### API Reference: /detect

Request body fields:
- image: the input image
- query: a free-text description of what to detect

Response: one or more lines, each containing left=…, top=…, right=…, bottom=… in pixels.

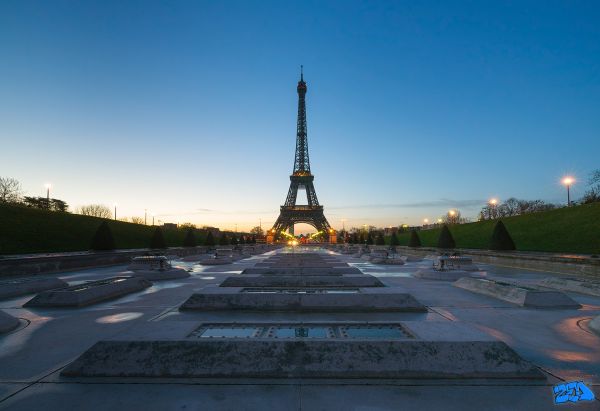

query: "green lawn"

left=2, top=202, right=599, bottom=255
left=390, top=202, right=600, bottom=254
left=0, top=203, right=208, bottom=255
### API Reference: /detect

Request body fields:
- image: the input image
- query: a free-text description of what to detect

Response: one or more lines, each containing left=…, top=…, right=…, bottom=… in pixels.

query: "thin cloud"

left=328, top=199, right=485, bottom=210
left=155, top=199, right=484, bottom=218
left=157, top=208, right=274, bottom=217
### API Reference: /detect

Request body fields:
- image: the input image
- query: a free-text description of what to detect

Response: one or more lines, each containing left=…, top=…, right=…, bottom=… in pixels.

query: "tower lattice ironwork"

left=271, top=67, right=332, bottom=237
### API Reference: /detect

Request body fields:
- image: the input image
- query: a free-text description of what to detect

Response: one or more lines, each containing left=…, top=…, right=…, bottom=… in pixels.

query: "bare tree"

left=130, top=216, right=145, bottom=224
left=482, top=197, right=556, bottom=219
left=179, top=222, right=196, bottom=229
left=0, top=177, right=23, bottom=203
left=497, top=198, right=520, bottom=217
left=589, top=169, right=600, bottom=186
left=443, top=210, right=462, bottom=225
left=77, top=204, right=112, bottom=219
left=581, top=169, right=600, bottom=204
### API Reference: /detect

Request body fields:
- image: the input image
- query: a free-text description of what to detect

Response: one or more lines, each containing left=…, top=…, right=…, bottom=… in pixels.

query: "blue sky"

left=1, top=1, right=599, bottom=232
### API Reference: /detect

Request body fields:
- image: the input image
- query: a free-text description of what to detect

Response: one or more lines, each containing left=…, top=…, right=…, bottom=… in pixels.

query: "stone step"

left=60, top=321, right=543, bottom=380
left=0, top=277, right=68, bottom=300
left=180, top=286, right=426, bottom=312
left=219, top=274, right=384, bottom=288
left=453, top=277, right=581, bottom=308
left=24, top=276, right=152, bottom=307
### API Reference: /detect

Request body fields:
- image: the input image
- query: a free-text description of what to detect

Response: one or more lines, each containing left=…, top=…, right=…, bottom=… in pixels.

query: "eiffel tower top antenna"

left=294, top=65, right=310, bottom=174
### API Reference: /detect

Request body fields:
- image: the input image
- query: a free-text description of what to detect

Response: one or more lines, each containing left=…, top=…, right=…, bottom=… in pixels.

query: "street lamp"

left=562, top=177, right=575, bottom=206
left=448, top=209, right=457, bottom=224
left=44, top=183, right=51, bottom=206
left=488, top=198, right=498, bottom=219
left=144, top=209, right=147, bottom=225
left=152, top=213, right=155, bottom=226
left=113, top=203, right=118, bottom=220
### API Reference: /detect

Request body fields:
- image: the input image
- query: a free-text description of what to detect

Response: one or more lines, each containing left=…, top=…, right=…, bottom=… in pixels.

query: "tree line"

left=0, top=177, right=69, bottom=211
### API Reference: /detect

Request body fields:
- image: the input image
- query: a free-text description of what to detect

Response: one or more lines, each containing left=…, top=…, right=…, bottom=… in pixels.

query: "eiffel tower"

left=271, top=67, right=333, bottom=239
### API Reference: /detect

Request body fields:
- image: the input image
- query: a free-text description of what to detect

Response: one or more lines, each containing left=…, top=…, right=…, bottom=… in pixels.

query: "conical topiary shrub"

left=91, top=221, right=116, bottom=250
left=437, top=225, right=455, bottom=249
left=366, top=232, right=374, bottom=245
left=204, top=231, right=215, bottom=246
left=183, top=228, right=197, bottom=247
left=489, top=220, right=516, bottom=251
left=150, top=227, right=167, bottom=249
left=375, top=232, right=385, bottom=246
left=390, top=232, right=400, bottom=247
left=408, top=230, right=421, bottom=247
left=219, top=235, right=229, bottom=246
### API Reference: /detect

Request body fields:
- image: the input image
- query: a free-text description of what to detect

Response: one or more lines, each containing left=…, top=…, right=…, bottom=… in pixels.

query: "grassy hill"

left=2, top=202, right=599, bottom=255
left=0, top=203, right=210, bottom=255
left=390, top=202, right=600, bottom=254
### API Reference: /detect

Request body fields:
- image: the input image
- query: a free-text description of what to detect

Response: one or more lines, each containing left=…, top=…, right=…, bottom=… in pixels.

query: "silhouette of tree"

left=90, top=221, right=116, bottom=250
left=183, top=228, right=197, bottom=247
left=150, top=227, right=167, bottom=249
left=204, top=231, right=216, bottom=246
left=408, top=230, right=421, bottom=247
left=437, top=225, right=456, bottom=249
left=489, top=220, right=516, bottom=251
left=0, top=177, right=22, bottom=203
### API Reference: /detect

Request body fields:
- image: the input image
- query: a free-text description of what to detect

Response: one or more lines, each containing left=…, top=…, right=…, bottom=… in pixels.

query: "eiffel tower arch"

left=271, top=67, right=334, bottom=241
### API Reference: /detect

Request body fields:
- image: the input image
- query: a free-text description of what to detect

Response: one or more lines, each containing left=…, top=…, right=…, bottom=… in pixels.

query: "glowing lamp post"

left=562, top=177, right=575, bottom=207
left=448, top=209, right=457, bottom=224
left=489, top=198, right=498, bottom=219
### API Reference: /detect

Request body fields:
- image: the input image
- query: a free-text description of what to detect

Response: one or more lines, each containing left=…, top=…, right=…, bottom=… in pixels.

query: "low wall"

left=0, top=247, right=208, bottom=278
left=396, top=246, right=600, bottom=277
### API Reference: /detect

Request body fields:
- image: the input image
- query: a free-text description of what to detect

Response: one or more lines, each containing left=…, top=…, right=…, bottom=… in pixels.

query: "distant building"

left=384, top=227, right=399, bottom=236
left=201, top=226, right=221, bottom=236
left=162, top=223, right=178, bottom=230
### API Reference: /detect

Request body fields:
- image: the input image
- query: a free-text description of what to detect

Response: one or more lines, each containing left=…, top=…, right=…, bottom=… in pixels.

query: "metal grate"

left=241, top=288, right=359, bottom=294
left=340, top=324, right=413, bottom=339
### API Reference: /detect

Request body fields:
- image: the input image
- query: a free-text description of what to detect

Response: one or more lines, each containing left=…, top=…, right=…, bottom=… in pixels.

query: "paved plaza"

left=1, top=247, right=599, bottom=410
